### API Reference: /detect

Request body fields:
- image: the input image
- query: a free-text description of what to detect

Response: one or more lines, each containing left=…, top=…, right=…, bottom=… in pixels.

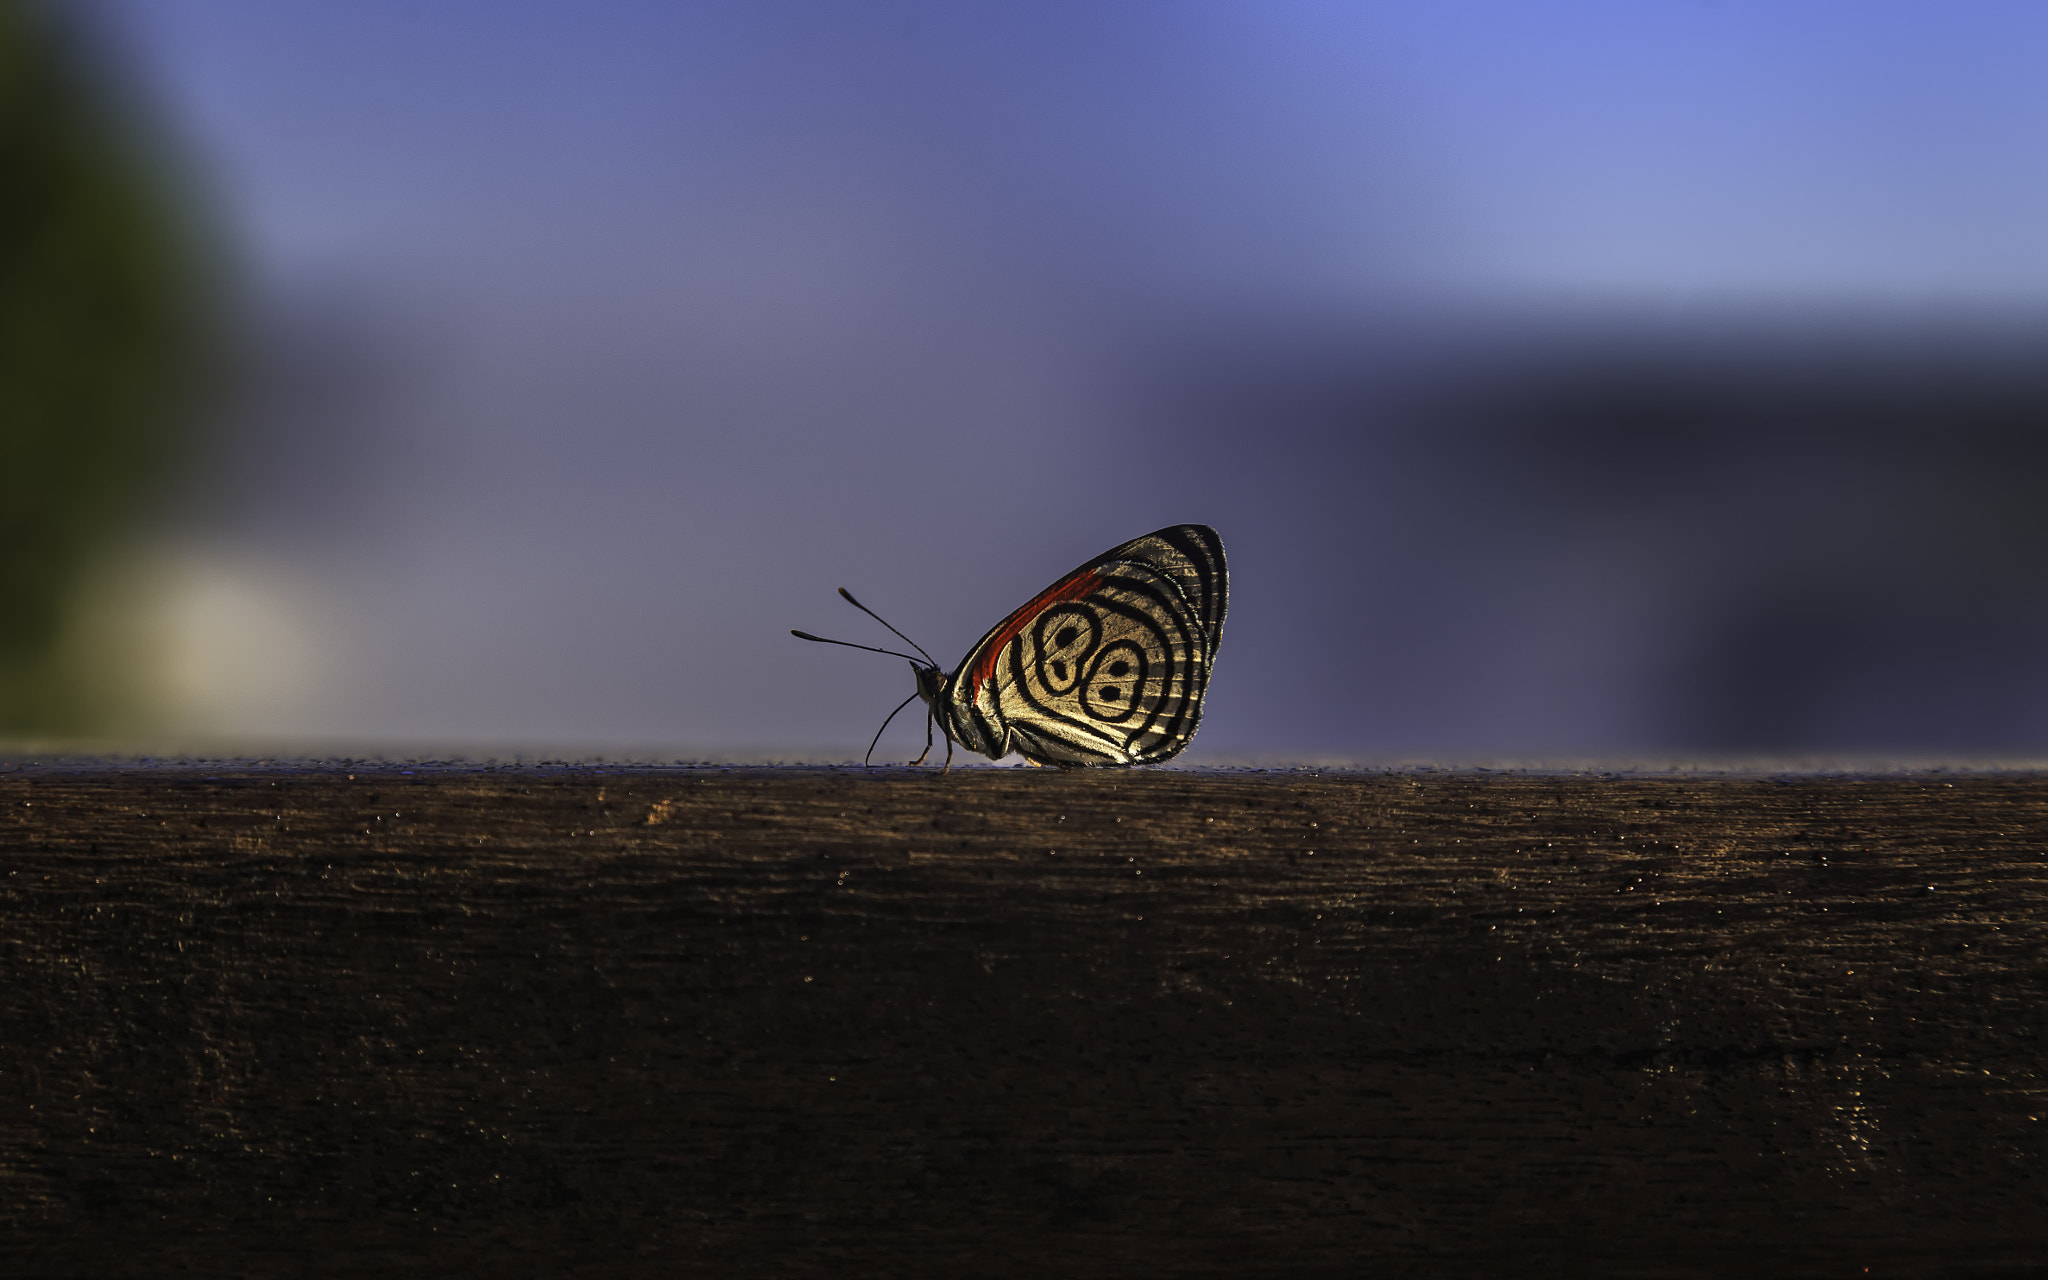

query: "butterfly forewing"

left=950, top=524, right=1226, bottom=767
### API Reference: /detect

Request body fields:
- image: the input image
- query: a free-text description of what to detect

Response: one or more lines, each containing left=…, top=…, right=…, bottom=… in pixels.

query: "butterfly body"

left=806, top=525, right=1227, bottom=769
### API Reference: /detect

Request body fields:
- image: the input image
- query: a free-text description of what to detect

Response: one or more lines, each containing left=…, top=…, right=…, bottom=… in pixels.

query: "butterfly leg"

left=941, top=731, right=954, bottom=775
left=910, top=708, right=934, bottom=768
left=866, top=691, right=921, bottom=768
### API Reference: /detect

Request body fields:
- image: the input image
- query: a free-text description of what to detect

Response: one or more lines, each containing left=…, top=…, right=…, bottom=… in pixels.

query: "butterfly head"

left=911, top=661, right=950, bottom=713
left=792, top=587, right=964, bottom=764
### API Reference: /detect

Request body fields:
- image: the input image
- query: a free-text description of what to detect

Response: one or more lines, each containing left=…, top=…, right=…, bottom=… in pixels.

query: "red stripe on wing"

left=968, top=567, right=1106, bottom=698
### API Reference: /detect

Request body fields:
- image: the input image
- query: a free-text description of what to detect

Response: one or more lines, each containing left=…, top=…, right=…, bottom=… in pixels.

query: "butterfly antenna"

left=791, top=630, right=927, bottom=665
left=865, top=690, right=921, bottom=768
left=836, top=588, right=938, bottom=667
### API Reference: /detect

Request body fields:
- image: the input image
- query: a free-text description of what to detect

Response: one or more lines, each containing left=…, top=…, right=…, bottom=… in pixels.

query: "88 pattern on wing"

left=959, top=525, right=1224, bottom=766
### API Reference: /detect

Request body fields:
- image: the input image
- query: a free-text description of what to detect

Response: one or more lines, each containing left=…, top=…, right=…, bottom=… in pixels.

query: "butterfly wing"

left=947, top=525, right=1227, bottom=766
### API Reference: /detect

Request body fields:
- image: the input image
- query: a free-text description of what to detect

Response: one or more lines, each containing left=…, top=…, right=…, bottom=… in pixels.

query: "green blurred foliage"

left=0, top=0, right=212, bottom=733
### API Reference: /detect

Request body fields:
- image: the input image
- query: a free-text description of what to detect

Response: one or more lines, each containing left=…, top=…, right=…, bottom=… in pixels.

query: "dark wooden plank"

left=2, top=765, right=2044, bottom=1276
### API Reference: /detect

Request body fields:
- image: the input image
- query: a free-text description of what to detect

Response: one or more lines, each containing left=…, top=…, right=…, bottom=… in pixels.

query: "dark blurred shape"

left=0, top=0, right=212, bottom=732
left=1477, top=320, right=2048, bottom=750
left=1160, top=310, right=2048, bottom=754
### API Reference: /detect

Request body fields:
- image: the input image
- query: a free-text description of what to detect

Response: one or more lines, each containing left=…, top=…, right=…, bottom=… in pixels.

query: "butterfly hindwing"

left=949, top=525, right=1227, bottom=767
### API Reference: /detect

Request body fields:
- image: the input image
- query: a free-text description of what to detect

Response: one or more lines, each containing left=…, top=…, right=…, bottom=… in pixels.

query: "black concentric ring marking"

left=1080, top=640, right=1147, bottom=724
left=1005, top=570, right=1195, bottom=753
left=1029, top=605, right=1097, bottom=697
left=1091, top=577, right=1201, bottom=743
left=941, top=524, right=1226, bottom=766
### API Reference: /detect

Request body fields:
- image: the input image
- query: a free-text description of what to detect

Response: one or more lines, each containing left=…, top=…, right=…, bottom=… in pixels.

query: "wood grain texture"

left=2, top=765, right=2045, bottom=1277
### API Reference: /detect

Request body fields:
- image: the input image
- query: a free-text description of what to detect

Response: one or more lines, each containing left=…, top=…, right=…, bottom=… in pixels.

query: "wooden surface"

left=2, top=764, right=2045, bottom=1276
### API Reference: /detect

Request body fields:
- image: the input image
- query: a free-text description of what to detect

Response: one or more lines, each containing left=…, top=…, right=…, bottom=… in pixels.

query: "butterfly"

left=794, top=524, right=1227, bottom=769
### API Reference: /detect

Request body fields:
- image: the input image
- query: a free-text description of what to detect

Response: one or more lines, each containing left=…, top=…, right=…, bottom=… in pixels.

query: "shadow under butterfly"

left=794, top=525, right=1228, bottom=769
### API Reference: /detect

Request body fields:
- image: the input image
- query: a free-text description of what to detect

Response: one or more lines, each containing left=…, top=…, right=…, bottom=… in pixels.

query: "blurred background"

left=8, top=0, right=2048, bottom=761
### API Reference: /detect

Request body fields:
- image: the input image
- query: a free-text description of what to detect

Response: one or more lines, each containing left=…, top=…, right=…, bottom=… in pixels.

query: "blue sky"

left=107, top=0, right=2048, bottom=302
